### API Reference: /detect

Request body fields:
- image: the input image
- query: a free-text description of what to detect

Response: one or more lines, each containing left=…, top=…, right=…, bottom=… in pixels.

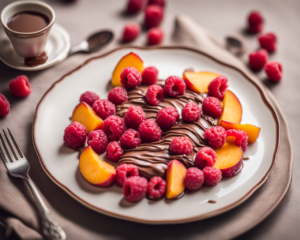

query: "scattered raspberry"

left=195, top=147, right=217, bottom=169
left=92, top=99, right=115, bottom=120
left=148, top=0, right=165, bottom=7
left=108, top=87, right=128, bottom=105
left=249, top=49, right=268, bottom=71
left=120, top=67, right=142, bottom=89
left=142, top=66, right=158, bottom=85
left=106, top=141, right=124, bottom=162
left=156, top=107, right=179, bottom=131
left=248, top=24, right=263, bottom=34
left=145, top=84, right=164, bottom=106
left=0, top=94, right=10, bottom=117
left=144, top=5, right=164, bottom=29
left=265, top=62, right=282, bottom=82
left=226, top=129, right=248, bottom=151
left=203, top=167, right=222, bottom=186
left=202, top=97, right=223, bottom=118
left=127, top=0, right=145, bottom=14
left=164, top=76, right=186, bottom=97
left=123, top=176, right=148, bottom=202
left=182, top=102, right=201, bottom=123
left=124, top=105, right=146, bottom=130
left=208, top=76, right=228, bottom=100
left=63, top=122, right=87, bottom=150
left=258, top=33, right=277, bottom=53
left=169, top=137, right=193, bottom=155
left=247, top=11, right=263, bottom=34
left=79, top=91, right=100, bottom=107
left=204, top=126, right=226, bottom=149
left=184, top=167, right=204, bottom=191
left=102, top=115, right=126, bottom=141
left=148, top=27, right=164, bottom=45
left=116, top=164, right=139, bottom=186
left=120, top=129, right=142, bottom=149
left=147, top=176, right=166, bottom=199
left=138, top=119, right=162, bottom=143
left=122, top=24, right=140, bottom=42
left=87, top=129, right=108, bottom=154
left=9, top=75, right=31, bottom=97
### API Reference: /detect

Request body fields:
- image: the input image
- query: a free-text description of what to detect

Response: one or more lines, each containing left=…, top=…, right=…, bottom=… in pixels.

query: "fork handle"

left=23, top=174, right=66, bottom=240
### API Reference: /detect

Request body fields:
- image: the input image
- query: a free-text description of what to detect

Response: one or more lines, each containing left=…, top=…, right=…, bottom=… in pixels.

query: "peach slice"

left=220, top=120, right=261, bottom=143
left=182, top=69, right=219, bottom=93
left=213, top=143, right=243, bottom=177
left=72, top=102, right=103, bottom=133
left=112, top=52, right=144, bottom=87
left=166, top=160, right=187, bottom=199
left=217, top=90, right=242, bottom=125
left=79, top=146, right=116, bottom=187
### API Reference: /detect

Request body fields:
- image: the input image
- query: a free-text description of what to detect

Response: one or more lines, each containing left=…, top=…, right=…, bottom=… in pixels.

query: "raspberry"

left=9, top=75, right=31, bottom=97
left=116, top=164, right=139, bottom=186
left=120, top=129, right=142, bottom=149
left=79, top=91, right=100, bottom=107
left=123, top=176, right=148, bottom=202
left=249, top=49, right=268, bottom=71
left=63, top=122, right=87, bottom=150
left=164, top=76, right=186, bottom=97
left=169, top=137, right=193, bottom=155
left=248, top=24, right=263, bottom=34
left=195, top=147, right=217, bottom=169
left=145, top=85, right=164, bottom=106
left=226, top=129, right=248, bottom=151
left=0, top=94, right=10, bottom=117
left=258, top=33, right=277, bottom=53
left=122, top=24, right=140, bottom=42
left=202, top=97, right=223, bottom=118
left=203, top=167, right=222, bottom=186
left=102, top=115, right=126, bottom=141
left=265, top=62, right=282, bottom=82
left=120, top=67, right=142, bottom=89
left=147, top=176, right=166, bottom=199
left=108, top=87, right=128, bottom=105
left=92, top=99, right=115, bottom=120
left=182, top=102, right=201, bottom=123
left=204, top=126, right=226, bottom=149
left=106, top=141, right=124, bottom=162
left=142, top=66, right=158, bottom=85
left=144, top=5, right=164, bottom=29
left=156, top=107, right=179, bottom=131
left=124, top=105, right=146, bottom=130
left=148, top=27, right=163, bottom=45
left=127, top=0, right=145, bottom=14
left=87, top=129, right=108, bottom=154
left=148, top=0, right=165, bottom=7
left=247, top=11, right=263, bottom=33
left=208, top=76, right=228, bottom=100
left=184, top=167, right=204, bottom=191
left=138, top=119, right=162, bottom=143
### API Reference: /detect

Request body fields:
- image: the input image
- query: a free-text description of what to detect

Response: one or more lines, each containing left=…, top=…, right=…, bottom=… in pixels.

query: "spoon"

left=68, top=30, right=113, bottom=56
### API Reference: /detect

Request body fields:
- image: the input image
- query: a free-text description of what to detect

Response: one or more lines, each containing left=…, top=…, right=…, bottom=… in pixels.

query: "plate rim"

left=32, top=46, right=280, bottom=224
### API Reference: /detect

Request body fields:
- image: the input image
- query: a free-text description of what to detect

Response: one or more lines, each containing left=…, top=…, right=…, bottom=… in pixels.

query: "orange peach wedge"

left=217, top=90, right=242, bottom=125
left=166, top=160, right=187, bottom=199
left=182, top=69, right=219, bottom=93
left=220, top=120, right=261, bottom=143
left=79, top=146, right=116, bottom=187
left=112, top=52, right=144, bottom=87
left=214, top=143, right=243, bottom=177
left=72, top=102, right=103, bottom=133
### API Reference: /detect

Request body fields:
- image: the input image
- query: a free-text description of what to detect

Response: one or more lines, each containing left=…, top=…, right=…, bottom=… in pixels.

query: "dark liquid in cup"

left=7, top=11, right=49, bottom=33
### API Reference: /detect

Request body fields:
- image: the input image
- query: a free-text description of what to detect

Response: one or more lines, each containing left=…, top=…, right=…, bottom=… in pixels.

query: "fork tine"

left=2, top=129, right=18, bottom=160
left=0, top=145, right=9, bottom=164
left=7, top=128, right=24, bottom=158
left=0, top=133, right=12, bottom=162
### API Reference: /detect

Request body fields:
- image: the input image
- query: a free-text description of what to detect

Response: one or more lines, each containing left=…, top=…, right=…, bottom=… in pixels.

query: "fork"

left=0, top=128, right=66, bottom=240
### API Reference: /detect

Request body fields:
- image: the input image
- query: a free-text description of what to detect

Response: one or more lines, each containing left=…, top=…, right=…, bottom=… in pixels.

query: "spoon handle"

left=68, top=41, right=89, bottom=56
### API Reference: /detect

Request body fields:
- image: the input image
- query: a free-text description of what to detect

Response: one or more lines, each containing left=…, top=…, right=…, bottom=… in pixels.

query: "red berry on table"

left=226, top=129, right=248, bottom=151
left=116, top=164, right=139, bottom=186
left=92, top=99, right=115, bottom=120
left=145, top=84, right=164, bottom=106
left=203, top=167, right=222, bottom=186
left=120, top=129, right=142, bottom=149
left=247, top=11, right=263, bottom=34
left=80, top=91, right=100, bottom=107
left=204, top=126, right=226, bottom=149
left=102, top=115, right=126, bottom=142
left=122, top=23, right=140, bottom=42
left=195, top=147, right=217, bottom=169
left=63, top=122, right=87, bottom=150
left=87, top=129, right=108, bottom=154
left=106, top=141, right=124, bottom=162
left=265, top=62, right=283, bottom=82
left=9, top=75, right=31, bottom=97
left=202, top=97, right=223, bottom=118
left=123, top=176, right=148, bottom=202
left=249, top=49, right=268, bottom=71
left=142, top=66, right=158, bottom=85
left=169, top=137, right=193, bottom=155
left=120, top=67, right=142, bottom=89
left=0, top=94, right=10, bottom=117
left=182, top=102, right=201, bottom=123
left=148, top=0, right=166, bottom=7
left=147, top=176, right=166, bottom=199
left=124, top=105, right=146, bottom=130
left=127, top=0, right=145, bottom=14
left=184, top=167, right=204, bottom=191
left=258, top=33, right=277, bottom=53
left=108, top=87, right=128, bottom=105
left=156, top=107, right=179, bottom=131
left=138, top=119, right=162, bottom=143
left=164, top=76, right=186, bottom=97
left=208, top=76, right=228, bottom=100
left=144, top=5, right=164, bottom=28
left=148, top=27, right=163, bottom=45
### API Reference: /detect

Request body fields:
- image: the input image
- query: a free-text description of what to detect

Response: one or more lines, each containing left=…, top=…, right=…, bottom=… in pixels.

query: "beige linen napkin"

left=0, top=15, right=292, bottom=240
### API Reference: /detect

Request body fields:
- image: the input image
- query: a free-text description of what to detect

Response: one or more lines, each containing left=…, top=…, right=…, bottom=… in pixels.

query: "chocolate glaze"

left=25, top=51, right=48, bottom=67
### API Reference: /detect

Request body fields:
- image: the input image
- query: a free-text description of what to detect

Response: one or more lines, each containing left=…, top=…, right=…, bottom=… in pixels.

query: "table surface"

left=0, top=0, right=299, bottom=239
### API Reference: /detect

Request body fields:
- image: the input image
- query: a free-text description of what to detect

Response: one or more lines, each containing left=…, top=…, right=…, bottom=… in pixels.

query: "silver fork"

left=0, top=128, right=66, bottom=240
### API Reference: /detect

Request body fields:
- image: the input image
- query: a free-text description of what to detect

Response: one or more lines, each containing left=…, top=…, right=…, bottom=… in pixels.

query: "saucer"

left=0, top=23, right=70, bottom=71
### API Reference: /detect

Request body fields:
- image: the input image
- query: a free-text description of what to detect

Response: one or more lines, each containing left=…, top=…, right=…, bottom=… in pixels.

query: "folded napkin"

left=0, top=15, right=292, bottom=240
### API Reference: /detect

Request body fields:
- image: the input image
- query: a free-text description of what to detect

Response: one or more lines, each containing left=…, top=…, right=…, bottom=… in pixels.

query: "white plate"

left=33, top=47, right=279, bottom=224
